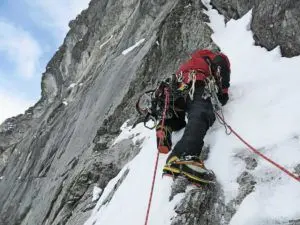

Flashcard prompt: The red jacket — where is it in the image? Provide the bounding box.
[177,49,231,94]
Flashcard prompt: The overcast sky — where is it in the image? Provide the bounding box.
[0,0,90,123]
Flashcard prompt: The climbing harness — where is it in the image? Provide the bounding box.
[201,74,232,134]
[135,83,169,129]
[204,76,222,110]
[136,77,185,129]
[136,89,158,129]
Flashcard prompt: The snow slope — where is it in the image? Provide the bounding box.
[85,2,300,225]
[203,2,300,224]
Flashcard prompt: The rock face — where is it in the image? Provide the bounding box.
[0,0,218,225]
[211,0,300,57]
[170,179,227,225]
[1,0,299,225]
[211,0,255,20]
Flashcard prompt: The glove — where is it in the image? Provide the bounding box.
[217,92,229,106]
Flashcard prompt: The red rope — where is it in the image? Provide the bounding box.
[144,151,160,225]
[144,88,170,225]
[215,112,300,182]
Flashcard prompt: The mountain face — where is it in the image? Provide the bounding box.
[211,0,300,57]
[0,0,299,225]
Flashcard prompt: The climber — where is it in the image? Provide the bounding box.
[156,48,231,184]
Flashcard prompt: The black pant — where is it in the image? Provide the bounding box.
[164,86,216,159]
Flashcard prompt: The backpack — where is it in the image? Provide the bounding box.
[176,49,230,84]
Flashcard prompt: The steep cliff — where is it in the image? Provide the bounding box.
[1,0,300,225]
[0,0,217,224]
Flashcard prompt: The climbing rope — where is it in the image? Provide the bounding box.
[215,111,300,183]
[215,109,232,135]
[144,88,170,225]
[144,150,159,225]
[202,72,231,134]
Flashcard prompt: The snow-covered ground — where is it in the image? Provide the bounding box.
[84,122,185,225]
[85,2,300,225]
[203,2,300,224]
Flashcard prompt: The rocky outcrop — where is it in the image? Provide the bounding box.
[211,0,300,57]
[170,180,227,225]
[167,149,258,225]
[211,0,255,20]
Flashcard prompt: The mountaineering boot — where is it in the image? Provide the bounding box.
[156,125,172,154]
[163,155,215,184]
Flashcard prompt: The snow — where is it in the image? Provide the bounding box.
[202,2,300,224]
[68,83,76,89]
[99,35,113,50]
[92,186,103,202]
[85,1,300,225]
[85,123,185,225]
[184,3,192,8]
[122,39,145,55]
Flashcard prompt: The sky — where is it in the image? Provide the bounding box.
[0,0,90,123]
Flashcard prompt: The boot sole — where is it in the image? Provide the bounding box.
[174,160,204,167]
[163,166,215,185]
[162,173,204,188]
